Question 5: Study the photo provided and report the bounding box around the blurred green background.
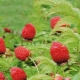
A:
[0,0,80,31]
[0,0,34,30]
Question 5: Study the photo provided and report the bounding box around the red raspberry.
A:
[0,72,5,80]
[22,23,36,40]
[4,28,12,33]
[50,42,69,64]
[14,46,30,61]
[50,16,61,29]
[0,38,6,54]
[10,67,27,80]
[50,16,69,29]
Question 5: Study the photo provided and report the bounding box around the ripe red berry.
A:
[14,46,30,61]
[0,72,5,80]
[4,28,12,33]
[50,16,61,29]
[10,67,27,80]
[50,16,69,29]
[0,38,6,54]
[22,23,36,40]
[50,42,69,64]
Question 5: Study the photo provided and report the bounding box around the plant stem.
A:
[29,57,39,74]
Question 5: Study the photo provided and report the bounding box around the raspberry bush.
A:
[0,0,80,80]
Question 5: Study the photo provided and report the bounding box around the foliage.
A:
[0,0,80,80]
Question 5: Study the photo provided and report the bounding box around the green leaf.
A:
[63,38,78,45]
[41,65,54,74]
[28,74,52,80]
[72,72,80,80]
[34,0,53,7]
[33,56,56,66]
[47,2,73,17]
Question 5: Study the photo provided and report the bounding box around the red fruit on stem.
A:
[22,23,36,40]
[0,72,5,80]
[4,28,12,33]
[50,16,61,29]
[14,46,30,61]
[50,16,69,29]
[10,67,27,80]
[50,42,69,64]
[0,38,6,54]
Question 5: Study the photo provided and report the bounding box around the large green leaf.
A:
[28,74,52,80]
[72,72,80,80]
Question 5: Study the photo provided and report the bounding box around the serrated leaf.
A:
[47,2,73,17]
[33,56,56,66]
[28,74,52,80]
[63,38,78,45]
[34,0,53,7]
[61,16,78,25]
[41,65,53,74]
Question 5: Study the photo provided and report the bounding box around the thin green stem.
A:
[29,57,39,74]
[56,64,61,73]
